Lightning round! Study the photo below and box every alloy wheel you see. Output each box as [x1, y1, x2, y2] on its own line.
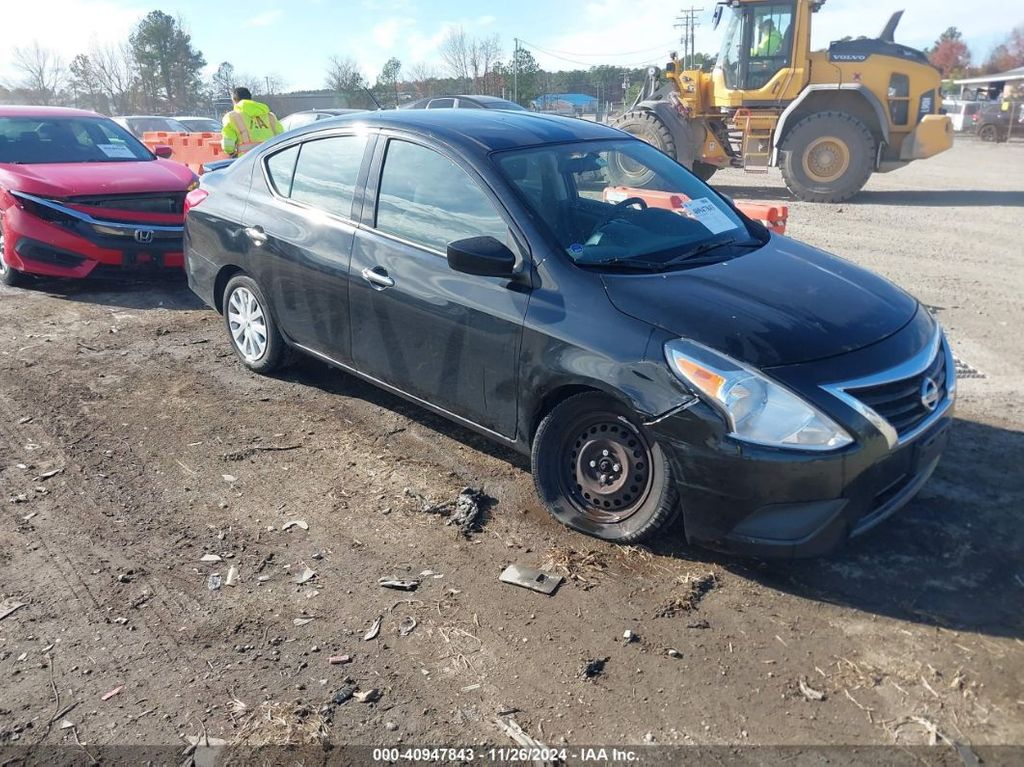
[227, 286, 268, 362]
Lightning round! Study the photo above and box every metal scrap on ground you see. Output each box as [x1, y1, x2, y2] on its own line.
[499, 564, 563, 595]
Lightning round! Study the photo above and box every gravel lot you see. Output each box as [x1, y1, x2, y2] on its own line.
[1, 137, 1022, 757]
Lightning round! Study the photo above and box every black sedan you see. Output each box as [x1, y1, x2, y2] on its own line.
[183, 110, 955, 557]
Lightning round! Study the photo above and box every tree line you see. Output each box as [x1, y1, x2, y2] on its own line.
[928, 25, 1024, 82]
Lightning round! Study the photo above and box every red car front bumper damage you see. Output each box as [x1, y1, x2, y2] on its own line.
[2, 191, 184, 279]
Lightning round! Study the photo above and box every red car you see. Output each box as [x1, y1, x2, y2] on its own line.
[0, 106, 197, 286]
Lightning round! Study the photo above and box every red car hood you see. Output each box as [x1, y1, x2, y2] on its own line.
[0, 159, 195, 199]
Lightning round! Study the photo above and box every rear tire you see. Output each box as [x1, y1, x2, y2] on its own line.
[609, 110, 677, 187]
[978, 124, 998, 142]
[531, 392, 679, 544]
[222, 274, 287, 374]
[0, 226, 28, 288]
[779, 111, 875, 203]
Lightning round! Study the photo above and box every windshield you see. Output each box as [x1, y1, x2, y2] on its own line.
[0, 116, 154, 164]
[717, 7, 744, 89]
[496, 139, 756, 270]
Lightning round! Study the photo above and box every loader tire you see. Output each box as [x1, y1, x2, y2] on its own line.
[779, 111, 875, 203]
[692, 161, 718, 182]
[609, 110, 677, 186]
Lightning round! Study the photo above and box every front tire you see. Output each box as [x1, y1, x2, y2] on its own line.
[223, 274, 286, 374]
[779, 111, 875, 203]
[531, 392, 679, 543]
[609, 110, 677, 187]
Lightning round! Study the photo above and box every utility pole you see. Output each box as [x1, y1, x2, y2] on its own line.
[674, 7, 703, 70]
[513, 37, 519, 104]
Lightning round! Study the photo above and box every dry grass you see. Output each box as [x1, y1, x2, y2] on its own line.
[544, 545, 610, 589]
[654, 572, 718, 617]
[233, 700, 328, 746]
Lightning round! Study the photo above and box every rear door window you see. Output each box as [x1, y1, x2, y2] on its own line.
[374, 139, 508, 253]
[287, 135, 368, 219]
[265, 144, 300, 197]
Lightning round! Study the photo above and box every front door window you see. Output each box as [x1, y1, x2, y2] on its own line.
[718, 2, 794, 91]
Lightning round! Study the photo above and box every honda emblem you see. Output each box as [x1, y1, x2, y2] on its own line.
[133, 229, 154, 244]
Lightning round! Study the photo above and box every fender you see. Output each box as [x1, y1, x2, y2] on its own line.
[628, 96, 704, 169]
[772, 84, 890, 163]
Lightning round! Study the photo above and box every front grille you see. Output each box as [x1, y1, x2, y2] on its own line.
[69, 193, 186, 215]
[846, 347, 947, 438]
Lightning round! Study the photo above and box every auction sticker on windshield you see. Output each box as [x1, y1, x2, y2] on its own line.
[97, 143, 136, 159]
[681, 197, 737, 235]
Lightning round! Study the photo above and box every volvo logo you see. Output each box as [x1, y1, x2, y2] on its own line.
[133, 229, 154, 244]
[920, 377, 941, 412]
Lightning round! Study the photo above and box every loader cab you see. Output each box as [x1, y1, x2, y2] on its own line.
[716, 0, 811, 101]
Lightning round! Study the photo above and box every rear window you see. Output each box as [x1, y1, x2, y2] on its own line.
[126, 117, 188, 134]
[0, 116, 153, 164]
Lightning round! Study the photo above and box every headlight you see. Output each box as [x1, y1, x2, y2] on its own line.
[664, 339, 853, 451]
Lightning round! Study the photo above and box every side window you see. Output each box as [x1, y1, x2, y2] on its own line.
[289, 135, 368, 219]
[375, 140, 508, 253]
[427, 98, 455, 109]
[265, 144, 300, 197]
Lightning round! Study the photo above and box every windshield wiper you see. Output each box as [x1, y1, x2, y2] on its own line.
[660, 237, 760, 268]
[575, 257, 667, 271]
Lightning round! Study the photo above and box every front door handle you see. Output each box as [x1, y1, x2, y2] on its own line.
[244, 226, 268, 246]
[361, 266, 395, 290]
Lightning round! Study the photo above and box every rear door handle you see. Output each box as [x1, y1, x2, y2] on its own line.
[361, 266, 395, 290]
[244, 226, 268, 246]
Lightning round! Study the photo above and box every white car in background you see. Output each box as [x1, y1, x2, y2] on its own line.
[174, 116, 222, 133]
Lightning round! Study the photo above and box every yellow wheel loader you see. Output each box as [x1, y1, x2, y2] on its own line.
[611, 0, 953, 202]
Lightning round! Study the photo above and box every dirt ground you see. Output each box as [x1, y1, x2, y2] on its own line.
[1, 137, 1023, 758]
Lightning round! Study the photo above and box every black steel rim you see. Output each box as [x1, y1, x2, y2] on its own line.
[558, 413, 654, 524]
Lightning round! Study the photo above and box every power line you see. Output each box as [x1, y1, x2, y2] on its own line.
[516, 39, 682, 58]
[674, 6, 704, 70]
[517, 39, 671, 69]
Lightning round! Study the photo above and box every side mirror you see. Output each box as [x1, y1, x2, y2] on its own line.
[447, 236, 516, 277]
[153, 144, 173, 159]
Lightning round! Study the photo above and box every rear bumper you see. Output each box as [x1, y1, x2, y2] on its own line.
[2, 199, 183, 279]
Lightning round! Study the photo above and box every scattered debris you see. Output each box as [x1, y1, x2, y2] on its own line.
[416, 486, 491, 537]
[544, 545, 609, 589]
[282, 520, 309, 532]
[667, 648, 682, 658]
[385, 721, 399, 732]
[354, 688, 381, 703]
[363, 616, 382, 641]
[399, 616, 418, 637]
[200, 554, 223, 563]
[60, 720, 75, 730]
[295, 566, 317, 585]
[581, 657, 609, 680]
[293, 618, 314, 627]
[499, 564, 563, 596]
[328, 655, 351, 666]
[644, 732, 656, 744]
[185, 734, 230, 747]
[379, 578, 419, 592]
[686, 619, 711, 630]
[654, 573, 717, 617]
[101, 685, 124, 701]
[18, 415, 33, 424]
[234, 700, 327, 745]
[331, 686, 356, 706]
[623, 630, 638, 644]
[0, 598, 27, 622]
[462, 683, 482, 692]
[798, 678, 826, 701]
[34, 467, 64, 481]
[206, 574, 222, 591]
[22, 512, 37, 522]
[224, 566, 239, 587]
[223, 444, 302, 462]
[222, 474, 237, 483]
[494, 717, 548, 750]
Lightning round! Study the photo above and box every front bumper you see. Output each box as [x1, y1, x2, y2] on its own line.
[3, 195, 183, 279]
[899, 114, 954, 161]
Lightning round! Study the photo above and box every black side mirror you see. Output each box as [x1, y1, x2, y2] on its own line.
[447, 236, 516, 277]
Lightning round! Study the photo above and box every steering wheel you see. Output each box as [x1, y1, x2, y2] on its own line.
[611, 196, 648, 213]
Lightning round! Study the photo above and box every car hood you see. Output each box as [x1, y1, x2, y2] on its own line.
[0, 159, 195, 199]
[602, 236, 918, 368]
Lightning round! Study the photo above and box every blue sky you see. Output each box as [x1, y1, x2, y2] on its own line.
[1, 0, 1014, 92]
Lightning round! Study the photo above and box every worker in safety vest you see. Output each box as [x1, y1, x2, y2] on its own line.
[753, 19, 783, 57]
[221, 86, 283, 157]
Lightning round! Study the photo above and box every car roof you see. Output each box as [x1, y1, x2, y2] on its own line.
[0, 105, 103, 119]
[303, 109, 624, 153]
[174, 115, 218, 120]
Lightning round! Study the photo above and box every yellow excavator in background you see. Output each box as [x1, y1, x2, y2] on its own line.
[610, 0, 953, 202]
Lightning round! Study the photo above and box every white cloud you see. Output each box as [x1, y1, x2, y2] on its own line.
[244, 9, 284, 29]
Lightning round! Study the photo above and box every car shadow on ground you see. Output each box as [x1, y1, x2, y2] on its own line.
[12, 274, 203, 311]
[283, 359, 1024, 640]
[717, 184, 1024, 208]
[650, 417, 1024, 641]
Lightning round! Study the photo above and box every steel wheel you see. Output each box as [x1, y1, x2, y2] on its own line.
[558, 413, 655, 524]
[227, 286, 268, 362]
[802, 136, 851, 184]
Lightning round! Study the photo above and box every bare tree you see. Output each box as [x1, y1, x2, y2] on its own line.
[407, 62, 439, 97]
[439, 26, 470, 85]
[11, 42, 66, 105]
[471, 34, 502, 93]
[90, 43, 141, 115]
[325, 56, 366, 94]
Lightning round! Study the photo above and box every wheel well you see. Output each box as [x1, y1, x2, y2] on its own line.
[778, 92, 885, 149]
[529, 385, 605, 443]
[213, 265, 244, 314]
